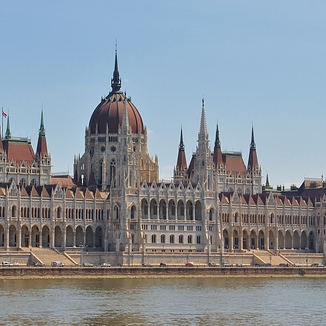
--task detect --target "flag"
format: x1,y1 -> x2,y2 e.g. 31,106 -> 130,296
2,109 -> 7,118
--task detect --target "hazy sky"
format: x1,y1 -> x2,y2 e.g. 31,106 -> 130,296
1,1 -> 326,188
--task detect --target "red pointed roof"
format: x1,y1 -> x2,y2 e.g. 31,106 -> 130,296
247,127 -> 259,170
51,175 -> 77,188
223,152 -> 247,174
36,136 -> 48,157
2,138 -> 35,165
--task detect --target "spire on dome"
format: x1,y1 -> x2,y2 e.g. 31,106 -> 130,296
213,121 -> 223,167
5,114 -> 11,139
247,125 -> 259,170
111,42 -> 121,93
36,110 -> 48,156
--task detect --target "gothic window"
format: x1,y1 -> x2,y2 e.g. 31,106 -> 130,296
151,234 -> 156,243
179,234 -> 183,244
169,200 -> 176,219
170,234 -> 174,244
186,201 -> 193,220
195,201 -> 202,221
150,199 -> 157,218
131,205 -> 136,219
187,235 -> 192,244
161,234 -> 165,244
57,207 -> 62,219
209,208 -> 213,221
177,200 -> 184,219
159,200 -> 167,219
141,199 -> 148,218
19,179 -> 26,187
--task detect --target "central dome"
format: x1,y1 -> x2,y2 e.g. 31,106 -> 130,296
88,52 -> 144,135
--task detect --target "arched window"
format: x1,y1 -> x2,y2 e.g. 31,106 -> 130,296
57,207 -> 61,219
131,205 -> 136,219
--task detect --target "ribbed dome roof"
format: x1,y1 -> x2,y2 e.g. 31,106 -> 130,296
88,51 -> 144,135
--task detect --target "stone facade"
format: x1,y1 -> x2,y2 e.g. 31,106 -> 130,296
1,52 -> 326,261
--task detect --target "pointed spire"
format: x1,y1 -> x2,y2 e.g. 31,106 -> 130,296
213,121 -> 223,167
5,114 -> 11,139
179,128 -> 185,151
247,125 -> 259,170
39,109 -> 46,136
36,110 -> 48,156
199,98 -> 208,137
111,42 -> 121,93
250,125 -> 256,150
176,127 -> 187,175
266,173 -> 270,188
214,121 -> 221,149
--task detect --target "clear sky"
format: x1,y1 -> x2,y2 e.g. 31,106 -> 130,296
1,1 -> 326,189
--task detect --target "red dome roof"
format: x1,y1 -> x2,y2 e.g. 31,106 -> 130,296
89,92 -> 144,135
89,50 -> 144,135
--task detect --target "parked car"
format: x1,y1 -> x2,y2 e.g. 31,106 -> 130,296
11,262 -> 20,266
208,262 -> 217,267
142,263 -> 152,267
222,262 -> 233,267
279,263 -> 289,267
159,262 -> 167,267
2,261 -> 12,267
293,263 -> 302,267
51,261 -> 64,267
34,262 -> 45,267
83,262 -> 94,267
311,263 -> 324,267
102,263 -> 112,267
185,262 -> 194,267
236,263 -> 244,267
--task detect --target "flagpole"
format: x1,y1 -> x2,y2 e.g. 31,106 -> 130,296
1,107 -> 3,139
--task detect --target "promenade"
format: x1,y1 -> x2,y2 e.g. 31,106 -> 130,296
0,265 -> 325,279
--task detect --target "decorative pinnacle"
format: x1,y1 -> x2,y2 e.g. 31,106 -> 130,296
111,43 -> 121,93
39,109 -> 46,137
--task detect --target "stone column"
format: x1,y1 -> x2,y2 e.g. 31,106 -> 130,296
39,232 -> 42,248
5,226 -> 9,249
50,227 -> 55,248
239,230 -> 243,251
73,231 -> 76,248
17,227 -> 22,249
229,230 -> 233,253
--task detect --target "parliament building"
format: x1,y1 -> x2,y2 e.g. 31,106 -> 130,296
1,51 -> 326,265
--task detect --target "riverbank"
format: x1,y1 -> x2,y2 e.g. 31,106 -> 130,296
1,266 -> 326,279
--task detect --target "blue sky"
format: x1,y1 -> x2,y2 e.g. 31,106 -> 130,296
1,1 -> 326,188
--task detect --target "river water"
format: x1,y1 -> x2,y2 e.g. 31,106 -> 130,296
0,277 -> 325,325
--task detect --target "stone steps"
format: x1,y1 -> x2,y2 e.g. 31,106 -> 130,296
28,248 -> 76,266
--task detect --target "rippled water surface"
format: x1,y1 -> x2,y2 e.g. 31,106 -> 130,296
0,277 -> 325,325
